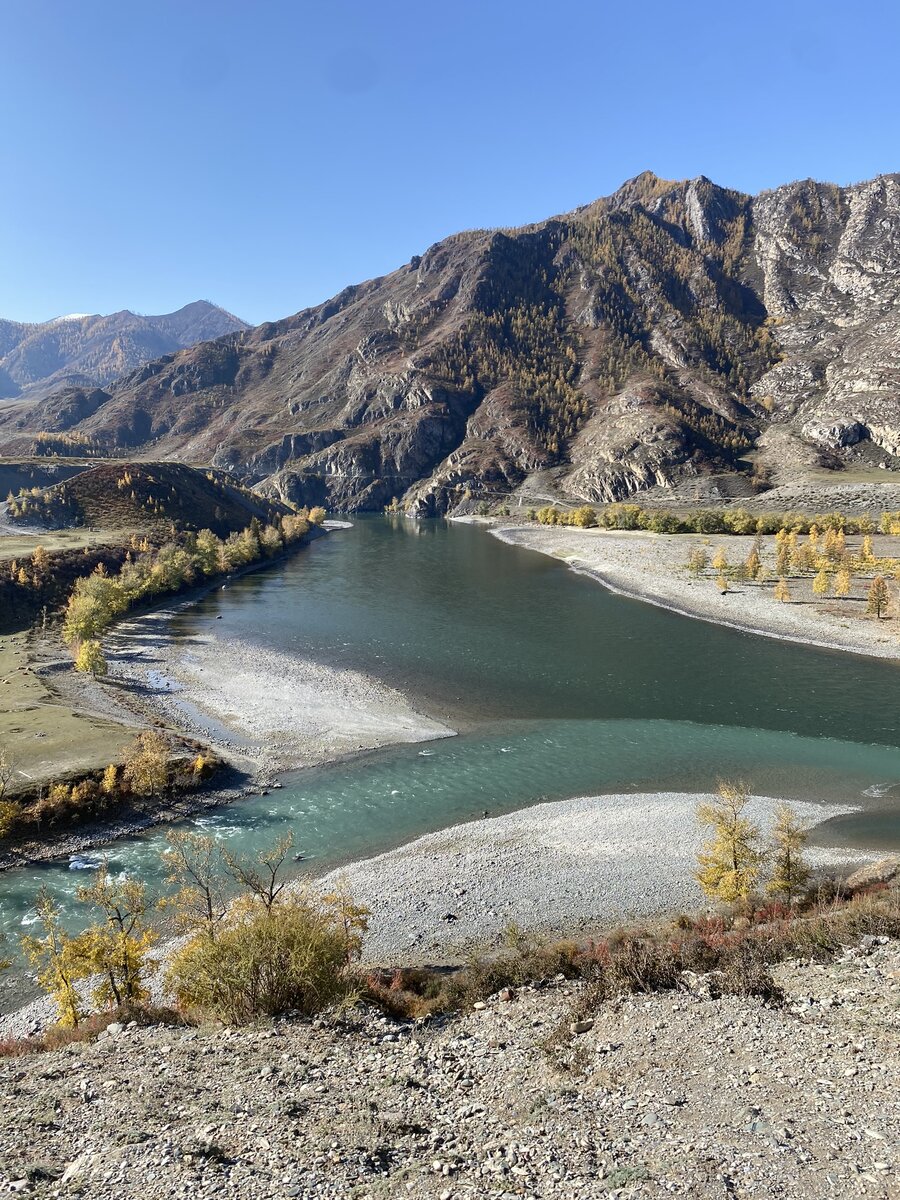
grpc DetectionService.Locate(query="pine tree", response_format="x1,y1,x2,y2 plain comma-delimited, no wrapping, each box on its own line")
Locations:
867,575,889,618
766,804,811,903
696,781,763,903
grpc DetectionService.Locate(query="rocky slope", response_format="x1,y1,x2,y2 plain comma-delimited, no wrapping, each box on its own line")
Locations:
0,936,896,1198
0,302,248,403
4,173,900,513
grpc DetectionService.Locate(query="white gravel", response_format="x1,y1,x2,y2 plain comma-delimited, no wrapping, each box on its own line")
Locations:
103,615,453,774
317,792,869,963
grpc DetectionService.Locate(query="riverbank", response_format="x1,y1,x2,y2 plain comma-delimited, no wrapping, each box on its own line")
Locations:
316,791,869,964
97,612,455,777
0,788,875,1038
492,525,900,662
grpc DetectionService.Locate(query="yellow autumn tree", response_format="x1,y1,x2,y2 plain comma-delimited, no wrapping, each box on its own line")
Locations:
834,565,852,598
766,804,811,903
696,781,763,903
774,578,791,603
75,865,157,1010
812,568,830,597
21,888,91,1027
74,639,107,676
122,730,169,796
867,575,890,619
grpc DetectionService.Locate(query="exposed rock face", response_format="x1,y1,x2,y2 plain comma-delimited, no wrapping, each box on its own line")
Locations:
4,172,900,511
0,301,249,403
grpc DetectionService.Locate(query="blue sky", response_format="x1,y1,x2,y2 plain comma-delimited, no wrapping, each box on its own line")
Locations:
2,0,898,325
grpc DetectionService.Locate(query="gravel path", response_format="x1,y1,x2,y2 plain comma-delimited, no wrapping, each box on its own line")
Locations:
493,526,900,662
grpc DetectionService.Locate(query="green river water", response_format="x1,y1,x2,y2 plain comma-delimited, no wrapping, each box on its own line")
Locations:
1,516,899,1002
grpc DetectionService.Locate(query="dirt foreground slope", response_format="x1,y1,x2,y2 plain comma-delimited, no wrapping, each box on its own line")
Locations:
0,936,896,1199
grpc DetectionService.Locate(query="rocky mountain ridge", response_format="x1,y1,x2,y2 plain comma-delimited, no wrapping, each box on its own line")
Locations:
3,173,900,512
0,301,249,404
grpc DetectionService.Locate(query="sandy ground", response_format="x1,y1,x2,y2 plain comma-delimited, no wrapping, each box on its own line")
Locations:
101,610,454,776
315,792,869,964
493,525,900,661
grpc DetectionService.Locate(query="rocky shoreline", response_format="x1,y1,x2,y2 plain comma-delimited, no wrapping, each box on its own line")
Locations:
0,790,874,1040
315,792,869,965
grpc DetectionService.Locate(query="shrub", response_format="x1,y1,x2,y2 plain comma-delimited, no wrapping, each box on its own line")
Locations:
166,894,359,1024
122,730,170,796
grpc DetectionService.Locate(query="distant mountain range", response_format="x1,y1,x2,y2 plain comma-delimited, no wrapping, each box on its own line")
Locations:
3,173,900,512
0,301,249,403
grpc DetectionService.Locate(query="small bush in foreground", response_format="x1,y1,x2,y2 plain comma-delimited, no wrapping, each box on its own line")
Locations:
166,894,362,1024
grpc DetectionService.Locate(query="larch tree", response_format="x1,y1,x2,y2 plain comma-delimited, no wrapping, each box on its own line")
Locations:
767,804,811,903
834,565,852,598
711,547,728,572
686,548,709,576
774,578,791,603
867,575,890,619
812,568,830,597
696,781,763,903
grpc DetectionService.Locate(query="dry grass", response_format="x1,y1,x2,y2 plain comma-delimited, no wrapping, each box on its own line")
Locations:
0,1004,184,1058
361,885,900,1024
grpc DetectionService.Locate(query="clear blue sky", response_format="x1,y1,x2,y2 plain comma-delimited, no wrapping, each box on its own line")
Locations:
2,0,898,325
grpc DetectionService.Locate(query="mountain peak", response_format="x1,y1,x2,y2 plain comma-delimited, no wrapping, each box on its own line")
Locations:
0,302,248,402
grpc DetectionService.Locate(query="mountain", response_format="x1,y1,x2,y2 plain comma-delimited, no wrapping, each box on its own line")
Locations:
0,301,249,403
4,173,900,513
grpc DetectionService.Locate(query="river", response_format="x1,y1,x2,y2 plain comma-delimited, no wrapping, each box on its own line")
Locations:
1,515,899,1001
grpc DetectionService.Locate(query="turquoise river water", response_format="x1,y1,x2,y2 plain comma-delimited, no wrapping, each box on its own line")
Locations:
1,515,899,1002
